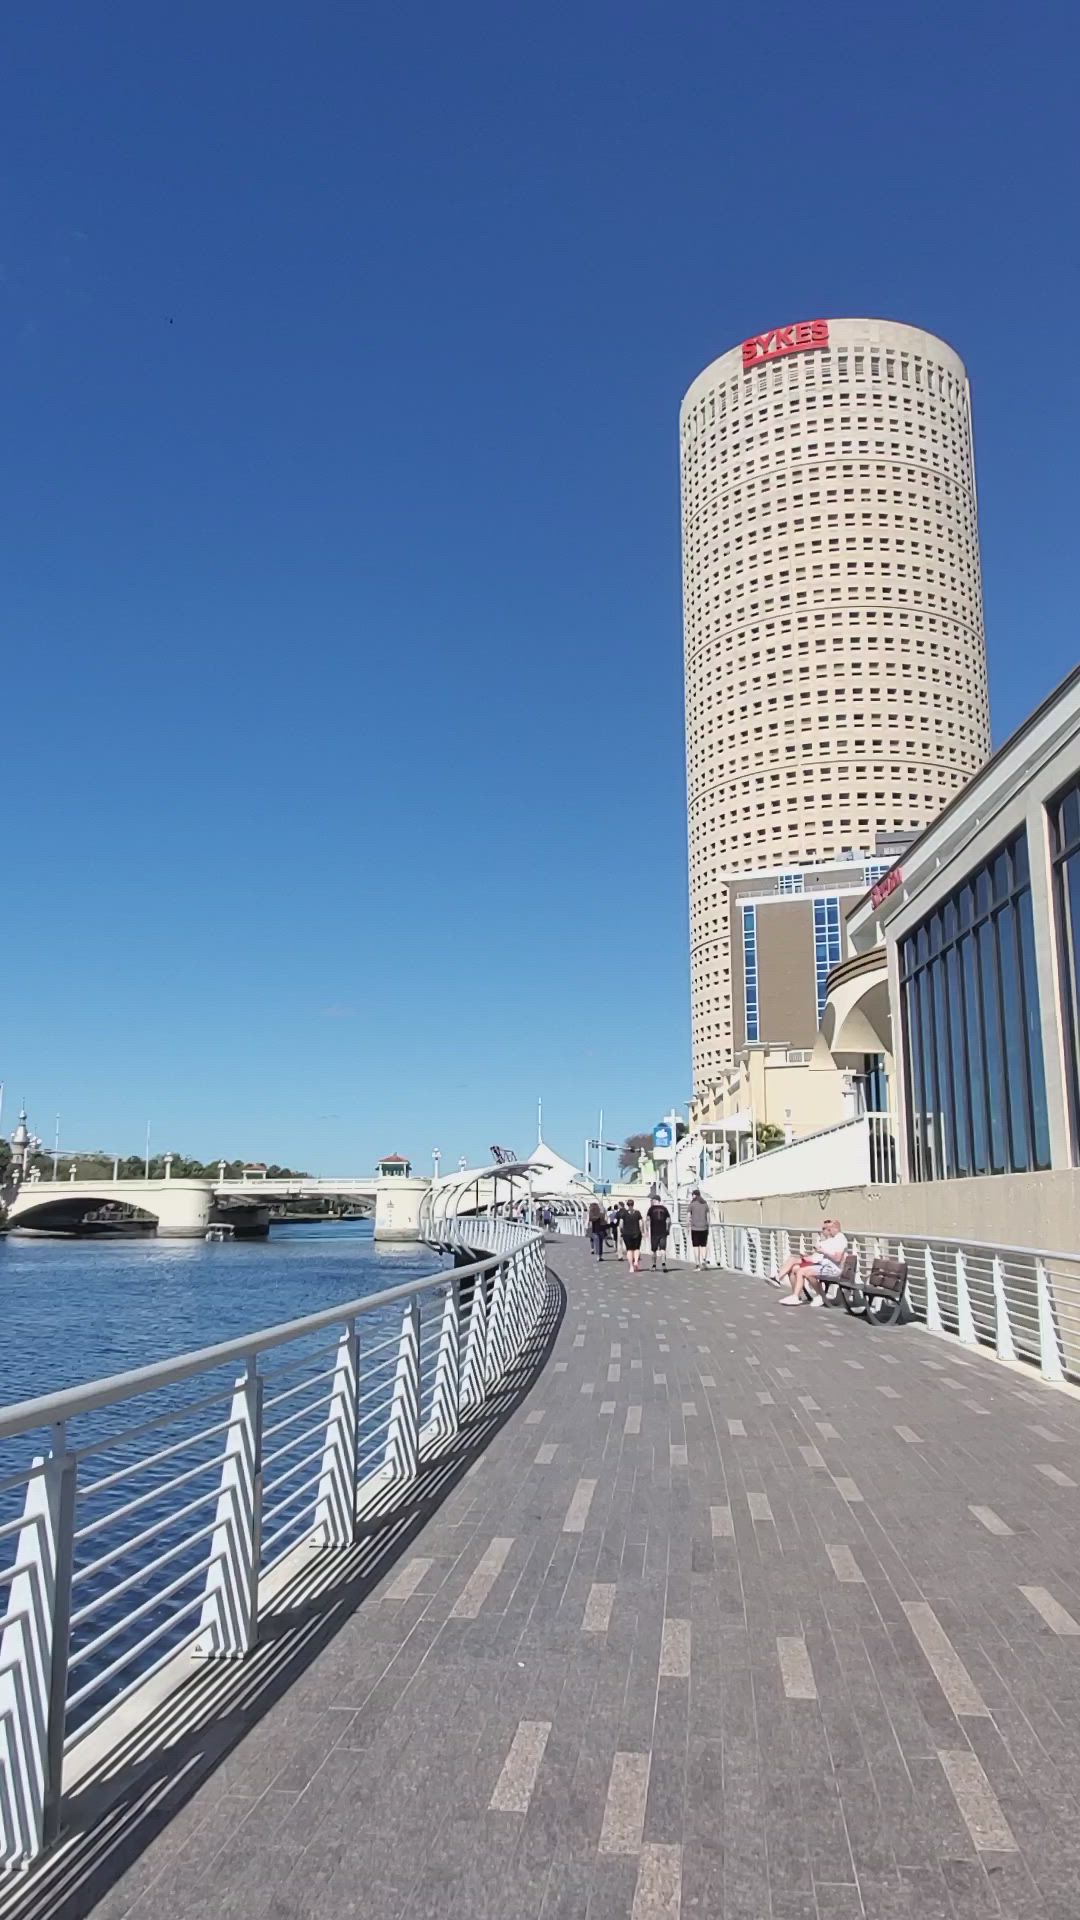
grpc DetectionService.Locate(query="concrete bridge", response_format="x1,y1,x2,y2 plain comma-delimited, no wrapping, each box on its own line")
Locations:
1,1172,418,1239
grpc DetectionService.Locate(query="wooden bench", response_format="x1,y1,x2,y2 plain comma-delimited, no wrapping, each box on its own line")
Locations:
825,1250,908,1327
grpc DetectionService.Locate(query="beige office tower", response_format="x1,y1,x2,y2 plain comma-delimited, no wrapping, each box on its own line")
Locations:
681,318,991,1090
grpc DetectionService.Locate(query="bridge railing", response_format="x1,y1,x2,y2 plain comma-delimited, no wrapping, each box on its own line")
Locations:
0,1226,547,1868
673,1219,1080,1386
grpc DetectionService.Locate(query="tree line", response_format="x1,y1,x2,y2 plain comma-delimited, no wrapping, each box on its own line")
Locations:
0,1146,309,1183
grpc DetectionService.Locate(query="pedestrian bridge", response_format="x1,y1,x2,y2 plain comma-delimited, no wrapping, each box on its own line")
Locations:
2,1215,1080,1919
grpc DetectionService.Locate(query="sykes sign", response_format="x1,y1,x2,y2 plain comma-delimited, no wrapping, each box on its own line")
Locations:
742,319,829,370
871,867,904,909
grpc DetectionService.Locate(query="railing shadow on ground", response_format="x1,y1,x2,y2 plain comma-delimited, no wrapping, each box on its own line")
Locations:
0,1272,565,1920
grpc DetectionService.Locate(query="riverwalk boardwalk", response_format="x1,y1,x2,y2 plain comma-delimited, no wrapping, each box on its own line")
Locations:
10,1236,1080,1920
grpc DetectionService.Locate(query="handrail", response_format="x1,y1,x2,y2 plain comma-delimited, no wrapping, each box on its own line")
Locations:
0,1220,549,1869
692,1217,1080,1390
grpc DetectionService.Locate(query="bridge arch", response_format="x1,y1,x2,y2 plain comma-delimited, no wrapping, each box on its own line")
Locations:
5,1179,214,1239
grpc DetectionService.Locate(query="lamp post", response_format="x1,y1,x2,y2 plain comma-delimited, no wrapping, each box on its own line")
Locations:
432,1149,441,1183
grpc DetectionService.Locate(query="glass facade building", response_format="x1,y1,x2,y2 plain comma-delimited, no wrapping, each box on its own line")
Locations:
813,898,842,1024
1050,777,1080,1162
899,830,1050,1180
742,905,759,1042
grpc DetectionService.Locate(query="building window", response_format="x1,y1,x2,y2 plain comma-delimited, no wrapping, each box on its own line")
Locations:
813,896,842,1022
864,860,891,887
1049,777,1080,1162
778,870,804,894
899,829,1050,1181
743,905,759,1042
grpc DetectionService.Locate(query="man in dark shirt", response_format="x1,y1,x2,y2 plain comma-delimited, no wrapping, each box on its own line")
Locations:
646,1197,671,1271
620,1201,644,1273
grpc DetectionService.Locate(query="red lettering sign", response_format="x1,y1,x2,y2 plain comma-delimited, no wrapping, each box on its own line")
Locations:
871,867,903,909
741,319,830,370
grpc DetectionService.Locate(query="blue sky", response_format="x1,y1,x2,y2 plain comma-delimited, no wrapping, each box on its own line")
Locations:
3,0,1077,1173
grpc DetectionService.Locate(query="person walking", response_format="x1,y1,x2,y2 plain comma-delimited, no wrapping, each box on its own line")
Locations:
688,1189,711,1270
607,1203,622,1252
647,1195,671,1270
587,1199,607,1260
620,1200,644,1273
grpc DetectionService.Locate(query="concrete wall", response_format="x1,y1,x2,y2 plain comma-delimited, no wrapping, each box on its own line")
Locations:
374,1176,427,1241
703,1117,872,1204
719,1167,1080,1252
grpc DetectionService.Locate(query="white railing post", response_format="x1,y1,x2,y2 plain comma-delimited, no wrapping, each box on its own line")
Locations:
0,1430,77,1866
527,1237,545,1331
924,1246,943,1333
430,1281,462,1441
461,1272,488,1410
896,1243,912,1318
313,1319,359,1547
505,1248,526,1355
386,1300,421,1482
955,1250,977,1346
196,1357,262,1658
992,1256,1016,1365
1036,1259,1065,1384
485,1261,510,1387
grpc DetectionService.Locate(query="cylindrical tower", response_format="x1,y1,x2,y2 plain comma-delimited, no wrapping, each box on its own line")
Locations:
680,317,991,1091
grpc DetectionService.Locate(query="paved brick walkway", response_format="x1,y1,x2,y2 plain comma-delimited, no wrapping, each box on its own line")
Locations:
27,1240,1080,1919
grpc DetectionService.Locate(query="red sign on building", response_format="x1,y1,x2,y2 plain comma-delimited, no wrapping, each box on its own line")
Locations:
871,867,904,909
742,320,830,370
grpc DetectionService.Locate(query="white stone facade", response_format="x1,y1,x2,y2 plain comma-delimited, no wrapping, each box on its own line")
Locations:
681,317,991,1089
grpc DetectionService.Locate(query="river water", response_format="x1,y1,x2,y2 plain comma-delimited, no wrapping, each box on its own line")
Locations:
0,1222,446,1730
0,1219,441,1408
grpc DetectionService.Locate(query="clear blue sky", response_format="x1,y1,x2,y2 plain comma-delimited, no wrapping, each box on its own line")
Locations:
3,1,1077,1173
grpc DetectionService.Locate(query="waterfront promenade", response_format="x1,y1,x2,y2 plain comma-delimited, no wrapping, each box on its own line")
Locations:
11,1237,1080,1920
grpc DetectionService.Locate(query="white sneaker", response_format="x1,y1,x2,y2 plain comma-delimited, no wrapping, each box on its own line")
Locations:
809,1293,824,1308
779,1293,802,1306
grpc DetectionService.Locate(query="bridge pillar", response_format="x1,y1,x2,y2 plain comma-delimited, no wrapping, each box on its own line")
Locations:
140,1182,214,1238
373,1177,428,1242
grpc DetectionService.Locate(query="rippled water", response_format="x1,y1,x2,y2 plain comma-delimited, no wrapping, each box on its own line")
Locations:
0,1222,445,1732
0,1219,440,1409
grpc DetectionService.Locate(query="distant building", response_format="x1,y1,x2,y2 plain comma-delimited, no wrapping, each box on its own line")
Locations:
376,1153,411,1178
681,318,992,1088
822,663,1080,1202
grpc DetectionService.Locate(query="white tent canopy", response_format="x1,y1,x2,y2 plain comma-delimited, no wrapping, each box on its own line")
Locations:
526,1138,591,1195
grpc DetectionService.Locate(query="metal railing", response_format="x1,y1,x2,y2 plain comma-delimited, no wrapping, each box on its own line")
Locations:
0,1221,547,1868
683,1220,1080,1386
419,1187,590,1242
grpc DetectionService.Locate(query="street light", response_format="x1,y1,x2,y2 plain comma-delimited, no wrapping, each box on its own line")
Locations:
432,1149,441,1182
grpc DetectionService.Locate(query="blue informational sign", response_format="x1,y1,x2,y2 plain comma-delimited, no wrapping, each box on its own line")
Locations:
653,1122,673,1150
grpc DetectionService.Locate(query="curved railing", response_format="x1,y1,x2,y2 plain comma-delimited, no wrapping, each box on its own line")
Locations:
679,1219,1080,1385
0,1224,548,1867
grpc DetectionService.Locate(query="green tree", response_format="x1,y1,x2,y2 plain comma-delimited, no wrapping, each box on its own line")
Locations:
754,1122,785,1154
619,1132,653,1171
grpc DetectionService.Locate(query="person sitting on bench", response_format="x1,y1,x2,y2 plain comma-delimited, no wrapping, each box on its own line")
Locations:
771,1218,848,1306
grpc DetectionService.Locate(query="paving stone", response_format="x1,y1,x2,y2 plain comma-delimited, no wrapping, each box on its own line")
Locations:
55,1235,1080,1920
